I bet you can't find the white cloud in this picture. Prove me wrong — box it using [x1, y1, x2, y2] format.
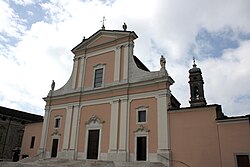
[0, 1, 26, 39]
[27, 11, 34, 16]
[201, 40, 250, 116]
[0, 0, 250, 116]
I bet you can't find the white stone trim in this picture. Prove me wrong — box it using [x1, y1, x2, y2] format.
[84, 115, 103, 160]
[123, 44, 129, 80]
[48, 105, 75, 111]
[109, 100, 119, 152]
[157, 93, 170, 151]
[62, 106, 73, 150]
[234, 152, 250, 167]
[119, 98, 128, 153]
[85, 115, 105, 125]
[72, 58, 79, 89]
[136, 106, 149, 124]
[114, 46, 121, 82]
[156, 91, 171, 167]
[50, 132, 61, 158]
[77, 57, 85, 88]
[92, 64, 106, 89]
[69, 105, 80, 150]
[48, 90, 164, 113]
[39, 107, 50, 156]
[134, 126, 149, 162]
[54, 115, 62, 129]
[126, 97, 131, 161]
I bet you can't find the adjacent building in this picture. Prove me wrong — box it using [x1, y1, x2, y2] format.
[0, 106, 43, 161]
[20, 26, 250, 167]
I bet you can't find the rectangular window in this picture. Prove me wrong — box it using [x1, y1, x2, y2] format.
[55, 118, 61, 128]
[30, 136, 35, 149]
[94, 68, 103, 88]
[138, 110, 146, 123]
[236, 155, 250, 167]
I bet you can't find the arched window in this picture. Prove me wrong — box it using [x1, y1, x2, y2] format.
[194, 86, 199, 99]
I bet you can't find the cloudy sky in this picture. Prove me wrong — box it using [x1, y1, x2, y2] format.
[1, 0, 250, 116]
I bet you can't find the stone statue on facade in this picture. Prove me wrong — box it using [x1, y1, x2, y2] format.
[160, 55, 168, 76]
[160, 55, 166, 69]
[51, 80, 55, 91]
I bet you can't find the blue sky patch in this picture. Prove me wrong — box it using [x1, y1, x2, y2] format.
[9, 0, 45, 30]
[234, 95, 250, 104]
[193, 27, 240, 58]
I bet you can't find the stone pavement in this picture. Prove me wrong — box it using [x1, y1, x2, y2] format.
[0, 159, 167, 167]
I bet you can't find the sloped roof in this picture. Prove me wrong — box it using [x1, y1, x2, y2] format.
[0, 106, 43, 123]
[71, 29, 138, 53]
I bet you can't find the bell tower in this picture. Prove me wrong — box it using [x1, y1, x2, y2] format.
[188, 58, 207, 107]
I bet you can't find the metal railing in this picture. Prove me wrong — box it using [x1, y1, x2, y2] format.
[158, 153, 191, 167]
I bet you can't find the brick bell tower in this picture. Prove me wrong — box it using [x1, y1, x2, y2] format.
[188, 58, 207, 107]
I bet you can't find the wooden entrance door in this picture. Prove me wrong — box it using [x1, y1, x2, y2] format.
[51, 139, 59, 158]
[136, 136, 147, 161]
[87, 130, 100, 159]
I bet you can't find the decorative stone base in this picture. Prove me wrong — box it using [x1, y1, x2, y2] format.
[157, 149, 171, 167]
[58, 150, 75, 159]
[107, 152, 127, 162]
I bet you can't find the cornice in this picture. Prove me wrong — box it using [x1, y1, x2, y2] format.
[43, 75, 172, 104]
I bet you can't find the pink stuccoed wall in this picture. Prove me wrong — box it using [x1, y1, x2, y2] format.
[169, 105, 250, 167]
[218, 119, 250, 167]
[21, 122, 43, 158]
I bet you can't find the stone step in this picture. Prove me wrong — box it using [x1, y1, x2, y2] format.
[114, 161, 166, 167]
[0, 159, 166, 167]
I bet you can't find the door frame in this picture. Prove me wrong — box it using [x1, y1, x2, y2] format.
[86, 129, 100, 159]
[84, 116, 104, 160]
[135, 135, 148, 161]
[50, 136, 60, 158]
[134, 125, 149, 162]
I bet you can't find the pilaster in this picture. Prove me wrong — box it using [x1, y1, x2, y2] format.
[114, 46, 121, 82]
[72, 57, 79, 89]
[77, 56, 85, 88]
[156, 90, 171, 166]
[118, 98, 128, 161]
[38, 106, 50, 157]
[123, 44, 129, 80]
[62, 106, 73, 151]
[69, 105, 80, 159]
[108, 99, 119, 160]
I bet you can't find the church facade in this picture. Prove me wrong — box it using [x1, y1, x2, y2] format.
[20, 26, 250, 167]
[38, 27, 176, 164]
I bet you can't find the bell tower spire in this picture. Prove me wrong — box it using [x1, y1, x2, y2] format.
[188, 58, 207, 107]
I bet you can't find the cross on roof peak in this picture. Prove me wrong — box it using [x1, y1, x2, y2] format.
[101, 16, 106, 30]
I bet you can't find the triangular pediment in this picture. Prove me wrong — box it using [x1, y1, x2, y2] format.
[71, 30, 137, 53]
[87, 35, 118, 48]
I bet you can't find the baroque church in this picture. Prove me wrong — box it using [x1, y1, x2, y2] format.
[20, 25, 250, 167]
